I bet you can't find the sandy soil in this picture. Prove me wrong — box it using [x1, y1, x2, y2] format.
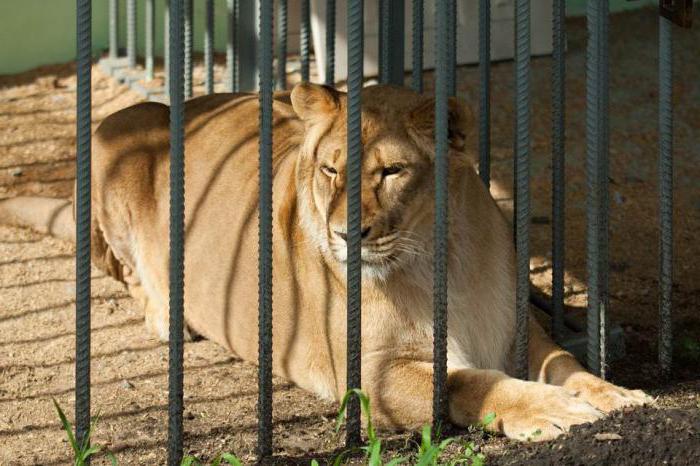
[0, 7, 698, 466]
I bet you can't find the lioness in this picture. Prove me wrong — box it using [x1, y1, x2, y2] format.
[0, 84, 650, 440]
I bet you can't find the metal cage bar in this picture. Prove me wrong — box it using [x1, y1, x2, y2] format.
[411, 0, 423, 92]
[551, 0, 566, 343]
[300, 0, 311, 82]
[513, 0, 531, 380]
[479, 0, 491, 187]
[276, 0, 289, 90]
[658, 15, 674, 375]
[146, 0, 156, 81]
[325, 0, 336, 85]
[75, 0, 92, 451]
[227, 0, 239, 92]
[346, 0, 363, 449]
[205, 0, 215, 94]
[184, 0, 193, 98]
[127, 0, 137, 68]
[257, 0, 275, 459]
[585, 0, 610, 378]
[167, 0, 186, 463]
[447, 0, 456, 96]
[432, 0, 450, 429]
[378, 0, 405, 86]
[478, 0, 490, 187]
[109, 0, 119, 59]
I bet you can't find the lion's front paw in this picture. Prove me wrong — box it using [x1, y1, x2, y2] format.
[497, 381, 604, 442]
[563, 372, 654, 413]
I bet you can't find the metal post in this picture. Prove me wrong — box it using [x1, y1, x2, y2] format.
[184, 0, 193, 98]
[227, 0, 239, 92]
[411, 0, 423, 92]
[300, 0, 311, 82]
[238, 0, 259, 91]
[447, 0, 456, 95]
[658, 15, 674, 375]
[586, 0, 610, 378]
[109, 0, 119, 59]
[346, 0, 363, 449]
[205, 0, 215, 94]
[276, 0, 288, 90]
[432, 0, 450, 430]
[127, 0, 137, 68]
[257, 0, 274, 458]
[146, 0, 156, 80]
[167, 0, 186, 463]
[551, 0, 566, 342]
[325, 0, 336, 85]
[379, 0, 404, 86]
[513, 0, 530, 380]
[478, 0, 490, 186]
[75, 0, 92, 453]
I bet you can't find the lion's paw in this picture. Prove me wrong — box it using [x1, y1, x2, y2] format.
[563, 372, 654, 413]
[498, 382, 604, 442]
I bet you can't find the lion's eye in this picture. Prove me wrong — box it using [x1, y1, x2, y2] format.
[382, 165, 403, 178]
[321, 165, 337, 177]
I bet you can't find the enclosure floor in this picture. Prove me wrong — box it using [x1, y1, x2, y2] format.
[1, 7, 698, 465]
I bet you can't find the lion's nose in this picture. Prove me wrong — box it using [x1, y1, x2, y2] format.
[334, 227, 371, 241]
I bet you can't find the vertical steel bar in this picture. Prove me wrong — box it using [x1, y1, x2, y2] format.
[478, 0, 490, 187]
[227, 0, 239, 92]
[146, 0, 156, 81]
[167, 0, 185, 463]
[658, 15, 673, 375]
[300, 0, 311, 82]
[551, 0, 566, 342]
[276, 0, 288, 90]
[75, 0, 92, 452]
[432, 0, 449, 430]
[379, 0, 405, 86]
[184, 0, 193, 98]
[127, 0, 137, 68]
[238, 0, 259, 91]
[411, 0, 423, 92]
[325, 0, 336, 85]
[109, 0, 119, 59]
[205, 0, 215, 94]
[257, 0, 274, 459]
[165, 0, 171, 95]
[346, 0, 363, 449]
[585, 0, 609, 378]
[513, 0, 530, 380]
[447, 0, 456, 96]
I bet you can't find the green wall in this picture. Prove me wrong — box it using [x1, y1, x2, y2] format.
[0, 0, 657, 75]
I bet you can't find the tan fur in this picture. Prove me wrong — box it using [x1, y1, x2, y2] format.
[0, 84, 651, 441]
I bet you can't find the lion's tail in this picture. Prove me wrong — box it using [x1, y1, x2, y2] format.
[0, 196, 75, 242]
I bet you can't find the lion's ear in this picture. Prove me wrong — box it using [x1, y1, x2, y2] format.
[290, 83, 341, 122]
[408, 96, 473, 152]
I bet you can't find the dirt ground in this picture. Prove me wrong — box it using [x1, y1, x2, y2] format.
[1, 7, 698, 466]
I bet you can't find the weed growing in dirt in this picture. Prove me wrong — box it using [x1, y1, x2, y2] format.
[52, 398, 116, 466]
[54, 391, 489, 465]
[333, 389, 489, 465]
[181, 452, 243, 465]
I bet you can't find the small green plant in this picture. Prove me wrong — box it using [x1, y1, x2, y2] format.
[447, 441, 486, 466]
[52, 398, 116, 466]
[335, 389, 407, 466]
[181, 452, 243, 466]
[415, 424, 454, 465]
[478, 413, 496, 430]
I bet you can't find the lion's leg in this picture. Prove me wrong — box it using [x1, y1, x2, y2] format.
[365, 360, 602, 441]
[527, 315, 652, 412]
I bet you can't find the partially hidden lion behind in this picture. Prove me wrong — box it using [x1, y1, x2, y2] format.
[0, 83, 651, 440]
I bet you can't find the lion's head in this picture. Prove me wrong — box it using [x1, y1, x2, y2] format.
[290, 83, 472, 280]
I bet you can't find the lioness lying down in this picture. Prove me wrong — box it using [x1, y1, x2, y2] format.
[0, 84, 651, 441]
